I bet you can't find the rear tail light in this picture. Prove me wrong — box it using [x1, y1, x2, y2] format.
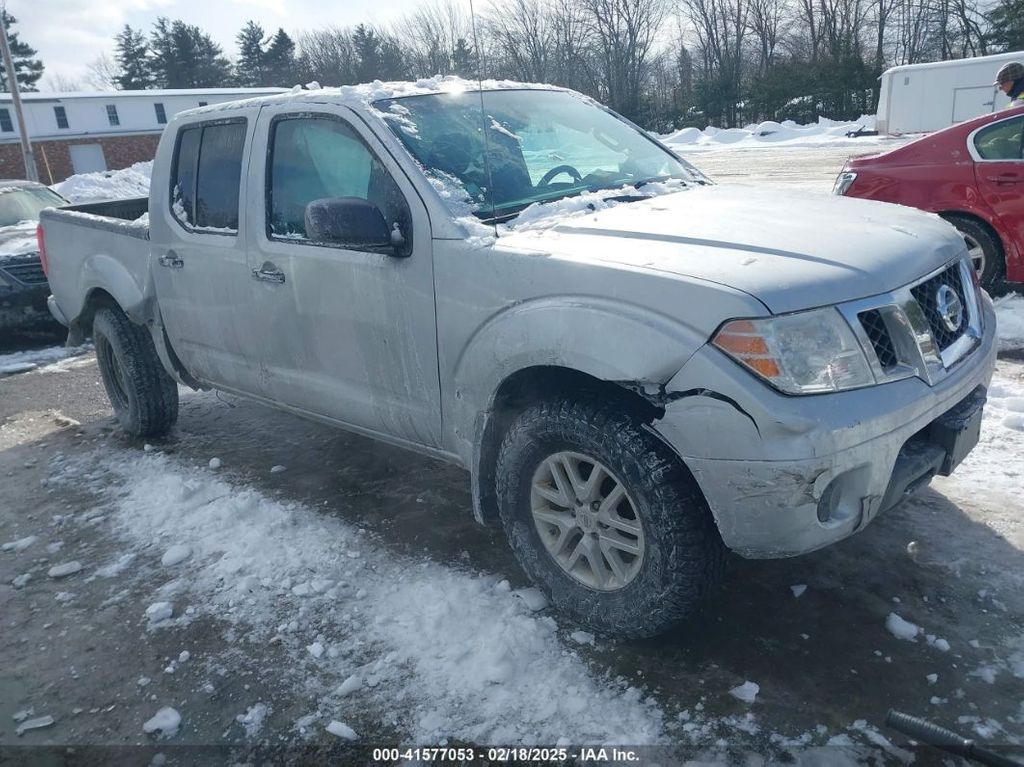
[36, 223, 48, 277]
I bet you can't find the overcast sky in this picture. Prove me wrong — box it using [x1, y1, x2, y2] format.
[9, 0, 429, 89]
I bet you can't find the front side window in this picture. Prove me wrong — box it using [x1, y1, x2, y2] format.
[106, 104, 120, 127]
[170, 120, 246, 233]
[154, 103, 167, 125]
[974, 117, 1024, 160]
[0, 109, 12, 132]
[54, 106, 69, 130]
[377, 89, 700, 221]
[267, 115, 409, 250]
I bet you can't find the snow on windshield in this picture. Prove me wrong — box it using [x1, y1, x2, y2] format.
[375, 89, 700, 223]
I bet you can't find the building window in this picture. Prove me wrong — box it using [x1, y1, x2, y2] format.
[198, 101, 208, 107]
[0, 109, 12, 132]
[154, 103, 167, 124]
[106, 104, 120, 126]
[54, 106, 69, 129]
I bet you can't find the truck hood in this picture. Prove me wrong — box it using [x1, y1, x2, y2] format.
[499, 185, 965, 314]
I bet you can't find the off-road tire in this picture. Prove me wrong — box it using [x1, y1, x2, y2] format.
[495, 396, 726, 638]
[942, 214, 1006, 294]
[93, 307, 178, 437]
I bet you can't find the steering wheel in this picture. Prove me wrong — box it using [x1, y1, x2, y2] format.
[538, 164, 584, 187]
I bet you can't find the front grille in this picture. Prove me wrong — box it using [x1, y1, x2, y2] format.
[910, 264, 968, 351]
[859, 309, 898, 368]
[0, 259, 47, 285]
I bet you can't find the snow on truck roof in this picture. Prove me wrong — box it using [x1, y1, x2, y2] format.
[184, 76, 570, 118]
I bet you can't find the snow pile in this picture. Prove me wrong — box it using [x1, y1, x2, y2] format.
[0, 344, 91, 377]
[54, 161, 153, 204]
[885, 612, 920, 641]
[663, 115, 890, 152]
[729, 681, 760, 704]
[54, 449, 667, 745]
[143, 707, 181, 737]
[939, 369, 1024, 523]
[995, 293, 1024, 351]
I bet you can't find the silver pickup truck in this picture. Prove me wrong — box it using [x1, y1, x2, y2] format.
[40, 79, 997, 637]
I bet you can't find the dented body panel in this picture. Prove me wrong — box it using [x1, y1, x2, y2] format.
[39, 83, 999, 562]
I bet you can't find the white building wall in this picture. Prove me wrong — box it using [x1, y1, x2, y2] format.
[0, 89, 284, 142]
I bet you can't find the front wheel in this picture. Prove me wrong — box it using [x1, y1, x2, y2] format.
[93, 307, 179, 437]
[495, 396, 726, 638]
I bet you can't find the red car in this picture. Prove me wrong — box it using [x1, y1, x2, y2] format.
[834, 105, 1024, 291]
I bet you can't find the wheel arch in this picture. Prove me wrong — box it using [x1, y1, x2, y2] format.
[470, 365, 667, 526]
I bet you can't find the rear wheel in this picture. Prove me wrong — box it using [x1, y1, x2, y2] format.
[942, 214, 1006, 293]
[93, 307, 179, 437]
[495, 396, 726, 638]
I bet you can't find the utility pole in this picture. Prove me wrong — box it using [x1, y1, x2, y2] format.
[0, 7, 38, 181]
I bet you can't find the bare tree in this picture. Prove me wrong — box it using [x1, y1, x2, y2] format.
[394, 0, 473, 76]
[747, 0, 786, 73]
[585, 0, 670, 120]
[295, 26, 359, 84]
[682, 0, 749, 123]
[43, 73, 82, 91]
[84, 53, 121, 90]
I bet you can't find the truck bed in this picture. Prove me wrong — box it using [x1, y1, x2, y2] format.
[39, 197, 155, 332]
[50, 197, 150, 241]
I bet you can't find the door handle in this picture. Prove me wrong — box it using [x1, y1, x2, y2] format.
[251, 262, 286, 284]
[985, 173, 1024, 184]
[158, 252, 184, 269]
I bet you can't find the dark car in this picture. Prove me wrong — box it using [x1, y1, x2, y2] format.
[834, 106, 1024, 292]
[0, 181, 66, 332]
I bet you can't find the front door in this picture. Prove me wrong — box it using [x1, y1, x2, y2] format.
[972, 114, 1024, 268]
[245, 104, 442, 448]
[149, 112, 267, 395]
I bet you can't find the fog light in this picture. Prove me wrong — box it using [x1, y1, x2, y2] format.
[817, 480, 841, 523]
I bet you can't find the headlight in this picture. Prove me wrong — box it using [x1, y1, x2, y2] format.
[712, 308, 875, 394]
[832, 170, 857, 195]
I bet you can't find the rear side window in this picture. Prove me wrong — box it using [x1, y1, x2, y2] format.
[170, 120, 246, 233]
[974, 117, 1024, 160]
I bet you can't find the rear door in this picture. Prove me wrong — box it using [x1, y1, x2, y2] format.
[243, 103, 442, 448]
[971, 114, 1024, 252]
[149, 112, 267, 395]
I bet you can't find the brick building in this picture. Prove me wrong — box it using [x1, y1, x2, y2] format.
[0, 88, 285, 184]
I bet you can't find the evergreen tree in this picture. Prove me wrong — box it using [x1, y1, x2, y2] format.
[264, 29, 298, 85]
[236, 21, 268, 87]
[0, 11, 43, 92]
[353, 24, 381, 82]
[451, 38, 478, 78]
[114, 25, 152, 90]
[988, 0, 1024, 51]
[147, 18, 177, 88]
[148, 18, 233, 88]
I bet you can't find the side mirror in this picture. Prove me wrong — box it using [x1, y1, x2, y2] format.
[304, 197, 391, 250]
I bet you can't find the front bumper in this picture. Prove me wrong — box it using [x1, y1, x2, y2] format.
[654, 295, 997, 559]
[0, 256, 52, 332]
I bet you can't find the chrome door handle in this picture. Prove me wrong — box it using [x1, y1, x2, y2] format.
[158, 252, 184, 269]
[251, 262, 286, 284]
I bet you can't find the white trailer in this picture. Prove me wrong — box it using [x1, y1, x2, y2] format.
[876, 51, 1024, 135]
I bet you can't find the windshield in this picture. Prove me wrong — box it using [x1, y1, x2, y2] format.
[0, 186, 65, 228]
[375, 89, 701, 220]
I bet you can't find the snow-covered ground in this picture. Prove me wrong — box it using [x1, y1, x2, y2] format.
[996, 294, 1024, 352]
[53, 162, 153, 204]
[50, 447, 665, 746]
[0, 344, 92, 377]
[662, 115, 911, 153]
